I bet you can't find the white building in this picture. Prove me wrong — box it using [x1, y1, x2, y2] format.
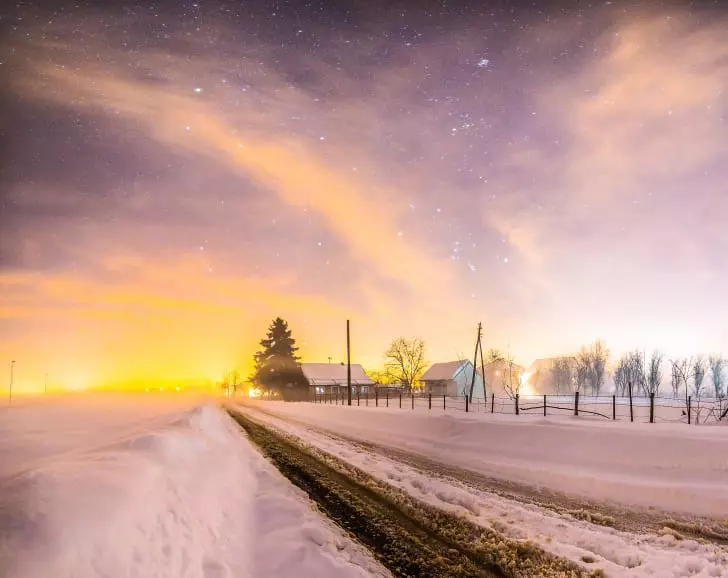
[420, 360, 485, 398]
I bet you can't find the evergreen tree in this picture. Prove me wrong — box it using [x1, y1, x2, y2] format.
[252, 317, 308, 400]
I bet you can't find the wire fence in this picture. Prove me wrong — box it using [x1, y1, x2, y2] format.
[299, 390, 728, 426]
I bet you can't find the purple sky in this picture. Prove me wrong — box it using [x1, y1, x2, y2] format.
[1, 1, 727, 390]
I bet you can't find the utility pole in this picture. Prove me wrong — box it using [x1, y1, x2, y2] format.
[469, 323, 483, 402]
[9, 360, 16, 404]
[346, 320, 352, 406]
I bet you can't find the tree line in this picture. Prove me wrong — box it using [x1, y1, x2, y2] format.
[547, 342, 726, 400]
[219, 319, 727, 403]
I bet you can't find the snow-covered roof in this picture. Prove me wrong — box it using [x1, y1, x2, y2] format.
[421, 360, 473, 381]
[301, 363, 374, 386]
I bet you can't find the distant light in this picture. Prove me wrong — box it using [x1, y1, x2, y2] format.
[477, 58, 490, 68]
[193, 87, 203, 93]
[503, 257, 509, 263]
[175, 386, 181, 391]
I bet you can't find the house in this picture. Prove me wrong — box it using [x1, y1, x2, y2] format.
[481, 359, 527, 398]
[420, 360, 485, 398]
[301, 362, 375, 396]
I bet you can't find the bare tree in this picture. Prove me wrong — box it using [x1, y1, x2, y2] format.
[366, 368, 390, 386]
[227, 369, 242, 397]
[501, 355, 521, 400]
[384, 338, 427, 393]
[550, 357, 572, 395]
[575, 347, 590, 392]
[670, 359, 684, 398]
[645, 351, 663, 396]
[486, 348, 505, 363]
[708, 354, 725, 399]
[629, 350, 646, 396]
[575, 340, 610, 395]
[615, 351, 645, 396]
[669, 357, 693, 406]
[613, 358, 628, 396]
[692, 357, 707, 399]
[590, 340, 610, 396]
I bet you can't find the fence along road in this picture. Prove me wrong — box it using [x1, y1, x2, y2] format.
[310, 390, 727, 425]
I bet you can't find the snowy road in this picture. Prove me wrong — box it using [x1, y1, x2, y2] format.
[235, 400, 728, 578]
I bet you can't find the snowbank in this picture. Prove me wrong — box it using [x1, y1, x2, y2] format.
[243, 400, 728, 518]
[0, 398, 386, 578]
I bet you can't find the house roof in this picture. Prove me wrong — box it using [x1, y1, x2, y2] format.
[421, 360, 473, 381]
[301, 363, 374, 386]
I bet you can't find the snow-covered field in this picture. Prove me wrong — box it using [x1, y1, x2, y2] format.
[241, 399, 728, 518]
[0, 395, 386, 578]
[3, 393, 725, 578]
[237, 401, 728, 577]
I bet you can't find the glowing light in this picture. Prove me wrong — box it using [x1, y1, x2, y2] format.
[248, 387, 261, 398]
[519, 371, 536, 396]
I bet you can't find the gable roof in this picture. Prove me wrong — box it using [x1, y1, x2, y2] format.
[301, 363, 374, 386]
[421, 360, 474, 381]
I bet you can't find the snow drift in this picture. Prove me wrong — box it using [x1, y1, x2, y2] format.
[0, 398, 384, 578]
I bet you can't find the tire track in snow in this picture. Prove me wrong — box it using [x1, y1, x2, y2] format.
[244, 402, 728, 546]
[228, 409, 595, 578]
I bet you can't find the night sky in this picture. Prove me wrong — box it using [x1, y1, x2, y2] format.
[2, 0, 727, 392]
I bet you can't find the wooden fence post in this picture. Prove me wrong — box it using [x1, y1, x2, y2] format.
[688, 396, 692, 425]
[357, 390, 360, 406]
[574, 391, 579, 416]
[465, 395, 469, 413]
[515, 393, 520, 415]
[411, 393, 414, 410]
[649, 393, 655, 424]
[375, 389, 378, 407]
[428, 393, 432, 410]
[543, 395, 547, 417]
[444, 394, 446, 410]
[612, 394, 616, 420]
[628, 381, 634, 423]
[491, 392, 495, 413]
[386, 392, 389, 408]
[399, 393, 402, 408]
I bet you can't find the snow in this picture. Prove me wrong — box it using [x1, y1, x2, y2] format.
[240, 400, 728, 518]
[0, 395, 387, 578]
[238, 403, 728, 578]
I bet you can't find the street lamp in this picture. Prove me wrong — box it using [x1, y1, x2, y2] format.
[9, 360, 16, 404]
